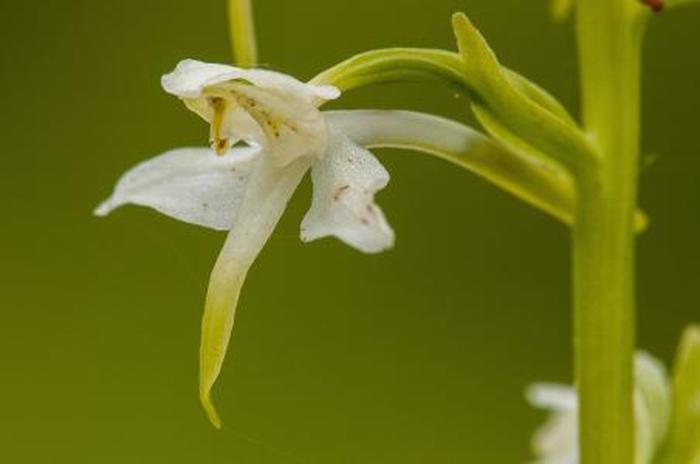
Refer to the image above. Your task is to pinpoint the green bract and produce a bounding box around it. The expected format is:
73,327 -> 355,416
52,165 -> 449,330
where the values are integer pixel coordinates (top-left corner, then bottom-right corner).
450,14 -> 595,175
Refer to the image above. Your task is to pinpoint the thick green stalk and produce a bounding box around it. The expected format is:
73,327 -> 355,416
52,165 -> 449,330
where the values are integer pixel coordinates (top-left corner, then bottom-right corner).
227,0 -> 258,67
574,1 -> 647,463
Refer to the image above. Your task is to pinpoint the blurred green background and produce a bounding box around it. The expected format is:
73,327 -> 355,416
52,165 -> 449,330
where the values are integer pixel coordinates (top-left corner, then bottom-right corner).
2,0 -> 699,462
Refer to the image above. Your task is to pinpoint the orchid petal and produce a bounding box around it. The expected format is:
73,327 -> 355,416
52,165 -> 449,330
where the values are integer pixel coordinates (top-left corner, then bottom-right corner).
183,99 -> 263,148
301,130 -> 394,254
162,59 -> 338,164
634,351 -> 671,460
94,146 -> 259,230
161,59 -> 339,103
527,383 -> 578,411
526,384 -> 579,463
225,83 -> 330,165
199,155 -> 311,428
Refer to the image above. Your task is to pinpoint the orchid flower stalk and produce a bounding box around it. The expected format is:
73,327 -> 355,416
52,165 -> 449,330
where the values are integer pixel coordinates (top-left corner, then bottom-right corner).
227,0 -> 257,68
98,61 -> 394,426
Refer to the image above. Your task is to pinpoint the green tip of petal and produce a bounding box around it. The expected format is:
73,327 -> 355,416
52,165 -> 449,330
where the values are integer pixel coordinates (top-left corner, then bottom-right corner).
450,12 -> 485,49
450,12 -> 479,51
450,12 -> 504,91
451,12 -> 479,53
451,11 -> 469,28
197,255 -> 247,431
201,388 -> 223,429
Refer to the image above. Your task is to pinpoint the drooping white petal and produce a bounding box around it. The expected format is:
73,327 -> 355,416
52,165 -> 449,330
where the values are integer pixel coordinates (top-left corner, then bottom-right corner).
161,59 -> 339,104
300,130 -> 394,254
199,155 -> 311,428
526,384 -> 579,464
94,146 -> 259,230
527,383 -> 578,412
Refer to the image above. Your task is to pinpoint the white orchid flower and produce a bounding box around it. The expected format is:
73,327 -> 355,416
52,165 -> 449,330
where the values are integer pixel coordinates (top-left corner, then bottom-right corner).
96,59 -> 583,429
526,352 -> 671,464
96,59 -> 399,428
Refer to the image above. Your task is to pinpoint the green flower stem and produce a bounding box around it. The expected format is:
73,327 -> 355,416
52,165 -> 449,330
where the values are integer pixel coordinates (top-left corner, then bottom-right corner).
227,0 -> 258,67
311,49 -> 466,94
574,2 -> 647,463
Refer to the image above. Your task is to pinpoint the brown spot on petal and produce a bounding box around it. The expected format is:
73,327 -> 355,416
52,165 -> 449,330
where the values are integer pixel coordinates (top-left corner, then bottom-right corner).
333,185 -> 350,201
211,137 -> 230,155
